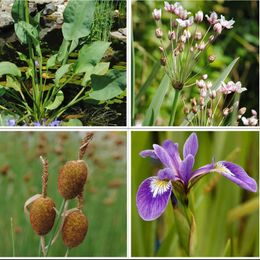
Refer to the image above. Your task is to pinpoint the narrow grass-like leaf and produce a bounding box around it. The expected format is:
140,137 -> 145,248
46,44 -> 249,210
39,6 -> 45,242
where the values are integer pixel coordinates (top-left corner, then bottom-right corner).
181,57 -> 240,126
142,74 -> 170,126
223,238 -> 232,256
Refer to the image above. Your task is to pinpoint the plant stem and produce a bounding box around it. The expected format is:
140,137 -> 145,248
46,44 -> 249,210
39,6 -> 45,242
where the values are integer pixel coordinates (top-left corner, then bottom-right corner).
10,217 -> 15,257
40,236 -> 46,257
45,199 -> 66,256
65,248 -> 70,257
169,89 -> 180,126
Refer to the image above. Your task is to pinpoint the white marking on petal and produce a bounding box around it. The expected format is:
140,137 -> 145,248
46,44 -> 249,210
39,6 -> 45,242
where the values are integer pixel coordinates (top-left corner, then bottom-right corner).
215,162 -> 235,177
150,178 -> 172,198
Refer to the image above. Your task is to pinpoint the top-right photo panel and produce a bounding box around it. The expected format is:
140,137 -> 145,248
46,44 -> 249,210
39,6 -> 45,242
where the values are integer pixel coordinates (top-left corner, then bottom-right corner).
132,0 -> 259,127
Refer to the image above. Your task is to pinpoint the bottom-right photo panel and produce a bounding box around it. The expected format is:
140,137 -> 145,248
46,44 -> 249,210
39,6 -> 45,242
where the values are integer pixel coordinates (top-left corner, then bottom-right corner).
131,131 -> 259,257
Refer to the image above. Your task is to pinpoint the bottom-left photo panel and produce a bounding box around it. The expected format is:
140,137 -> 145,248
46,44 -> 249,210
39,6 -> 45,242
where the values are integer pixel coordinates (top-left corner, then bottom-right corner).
0,131 -> 126,257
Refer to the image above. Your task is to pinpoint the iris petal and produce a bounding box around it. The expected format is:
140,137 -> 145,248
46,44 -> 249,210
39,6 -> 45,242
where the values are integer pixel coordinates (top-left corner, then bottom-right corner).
158,168 -> 175,181
153,144 -> 175,169
179,154 -> 194,184
183,133 -> 198,158
162,139 -> 181,171
215,161 -> 257,192
139,150 -> 158,160
136,177 -> 172,221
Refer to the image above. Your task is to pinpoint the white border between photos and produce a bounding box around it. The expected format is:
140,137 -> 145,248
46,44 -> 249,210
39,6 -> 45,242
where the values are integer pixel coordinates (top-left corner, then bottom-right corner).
0,0 -> 259,259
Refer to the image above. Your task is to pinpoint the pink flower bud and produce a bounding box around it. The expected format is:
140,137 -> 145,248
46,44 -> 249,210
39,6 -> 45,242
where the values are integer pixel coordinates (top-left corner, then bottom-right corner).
160,57 -> 167,66
152,9 -> 162,21
198,41 -> 206,51
213,23 -> 223,34
202,74 -> 208,80
195,11 -> 203,22
195,31 -> 202,40
209,90 -> 216,99
168,31 -> 176,40
206,81 -> 212,89
155,28 -> 163,38
196,79 -> 206,89
239,107 -> 247,115
223,108 -> 229,117
200,89 -> 207,98
159,46 -> 164,52
251,109 -> 257,116
208,55 -> 216,63
209,35 -> 215,42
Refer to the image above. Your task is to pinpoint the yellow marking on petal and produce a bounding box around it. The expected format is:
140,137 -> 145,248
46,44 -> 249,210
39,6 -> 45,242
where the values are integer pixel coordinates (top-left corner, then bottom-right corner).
215,162 -> 235,177
150,178 -> 171,198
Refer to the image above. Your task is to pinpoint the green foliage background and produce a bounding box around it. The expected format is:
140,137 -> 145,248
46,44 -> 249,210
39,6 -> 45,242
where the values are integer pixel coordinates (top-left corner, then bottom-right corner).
132,0 -> 259,125
131,131 -> 259,256
0,132 -> 126,256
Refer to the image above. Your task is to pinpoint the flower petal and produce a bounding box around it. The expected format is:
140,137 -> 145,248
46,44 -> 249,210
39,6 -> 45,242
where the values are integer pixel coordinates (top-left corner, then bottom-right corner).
139,150 -> 158,160
183,133 -> 198,158
179,154 -> 194,184
190,161 -> 215,182
162,139 -> 181,170
153,144 -> 175,169
136,177 -> 172,221
215,161 -> 257,192
158,168 -> 175,181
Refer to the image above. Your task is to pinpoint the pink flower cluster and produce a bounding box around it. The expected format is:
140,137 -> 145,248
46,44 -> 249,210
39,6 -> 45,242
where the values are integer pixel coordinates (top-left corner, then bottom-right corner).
219,81 -> 247,95
241,110 -> 258,126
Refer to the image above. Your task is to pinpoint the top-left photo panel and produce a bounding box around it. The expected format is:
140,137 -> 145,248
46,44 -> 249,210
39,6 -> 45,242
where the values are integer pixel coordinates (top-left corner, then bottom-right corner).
0,0 -> 126,127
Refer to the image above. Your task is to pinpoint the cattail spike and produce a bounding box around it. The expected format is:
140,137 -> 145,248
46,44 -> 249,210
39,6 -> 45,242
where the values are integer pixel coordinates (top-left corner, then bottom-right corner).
78,132 -> 94,160
40,156 -> 48,198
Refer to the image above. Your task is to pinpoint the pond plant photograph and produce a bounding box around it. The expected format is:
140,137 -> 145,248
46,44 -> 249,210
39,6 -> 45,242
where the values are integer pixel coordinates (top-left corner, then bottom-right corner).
132,0 -> 259,126
0,131 -> 126,256
132,131 -> 259,257
0,0 -> 126,126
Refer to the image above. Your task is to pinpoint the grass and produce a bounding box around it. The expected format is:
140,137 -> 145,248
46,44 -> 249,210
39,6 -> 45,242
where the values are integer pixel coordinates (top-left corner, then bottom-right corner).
131,131 -> 259,257
0,132 -> 126,257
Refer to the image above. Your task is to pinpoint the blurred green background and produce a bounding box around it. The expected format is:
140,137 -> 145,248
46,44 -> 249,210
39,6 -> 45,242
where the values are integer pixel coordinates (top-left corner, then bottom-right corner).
132,0 -> 259,125
0,131 -> 126,257
132,131 -> 259,256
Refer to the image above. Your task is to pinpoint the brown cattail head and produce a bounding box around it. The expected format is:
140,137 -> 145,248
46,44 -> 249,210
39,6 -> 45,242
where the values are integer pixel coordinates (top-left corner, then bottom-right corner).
62,210 -> 88,248
58,160 -> 88,200
29,197 -> 56,235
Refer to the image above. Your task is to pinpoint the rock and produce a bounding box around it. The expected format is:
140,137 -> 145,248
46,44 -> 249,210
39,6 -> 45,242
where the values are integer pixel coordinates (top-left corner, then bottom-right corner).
0,11 -> 13,30
110,28 -> 127,42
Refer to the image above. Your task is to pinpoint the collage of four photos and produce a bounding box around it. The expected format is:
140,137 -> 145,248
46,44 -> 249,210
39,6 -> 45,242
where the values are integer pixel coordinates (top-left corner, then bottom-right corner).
0,0 -> 259,258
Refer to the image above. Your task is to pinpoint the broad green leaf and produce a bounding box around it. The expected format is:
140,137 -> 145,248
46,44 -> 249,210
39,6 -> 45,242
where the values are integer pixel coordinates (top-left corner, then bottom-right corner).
82,62 -> 110,86
57,39 -> 70,64
11,0 -> 26,22
0,62 -> 21,78
14,21 -> 39,45
0,86 -> 6,96
142,74 -> 170,126
74,41 -> 111,74
6,76 -> 21,92
61,118 -> 83,126
45,91 -> 64,110
89,70 -> 126,101
46,54 -> 58,69
54,64 -> 72,86
181,57 -> 239,126
69,39 -> 79,53
62,0 -> 95,41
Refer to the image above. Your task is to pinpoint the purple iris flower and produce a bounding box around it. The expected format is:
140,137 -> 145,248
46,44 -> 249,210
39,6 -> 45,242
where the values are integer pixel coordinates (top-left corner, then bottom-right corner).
136,133 -> 257,221
49,119 -> 61,126
7,119 -> 16,126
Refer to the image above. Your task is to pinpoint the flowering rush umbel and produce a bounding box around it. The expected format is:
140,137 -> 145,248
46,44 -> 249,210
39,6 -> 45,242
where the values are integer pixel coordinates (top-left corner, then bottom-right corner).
136,133 -> 257,221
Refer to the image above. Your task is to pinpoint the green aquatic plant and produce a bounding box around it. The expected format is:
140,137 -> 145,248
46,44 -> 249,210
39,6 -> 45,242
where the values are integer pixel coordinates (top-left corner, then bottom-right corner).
0,0 -> 126,126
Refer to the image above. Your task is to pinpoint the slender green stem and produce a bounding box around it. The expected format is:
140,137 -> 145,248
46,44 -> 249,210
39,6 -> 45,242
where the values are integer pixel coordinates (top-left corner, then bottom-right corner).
45,199 -> 66,256
10,217 -> 15,257
169,89 -> 181,126
65,248 -> 70,257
